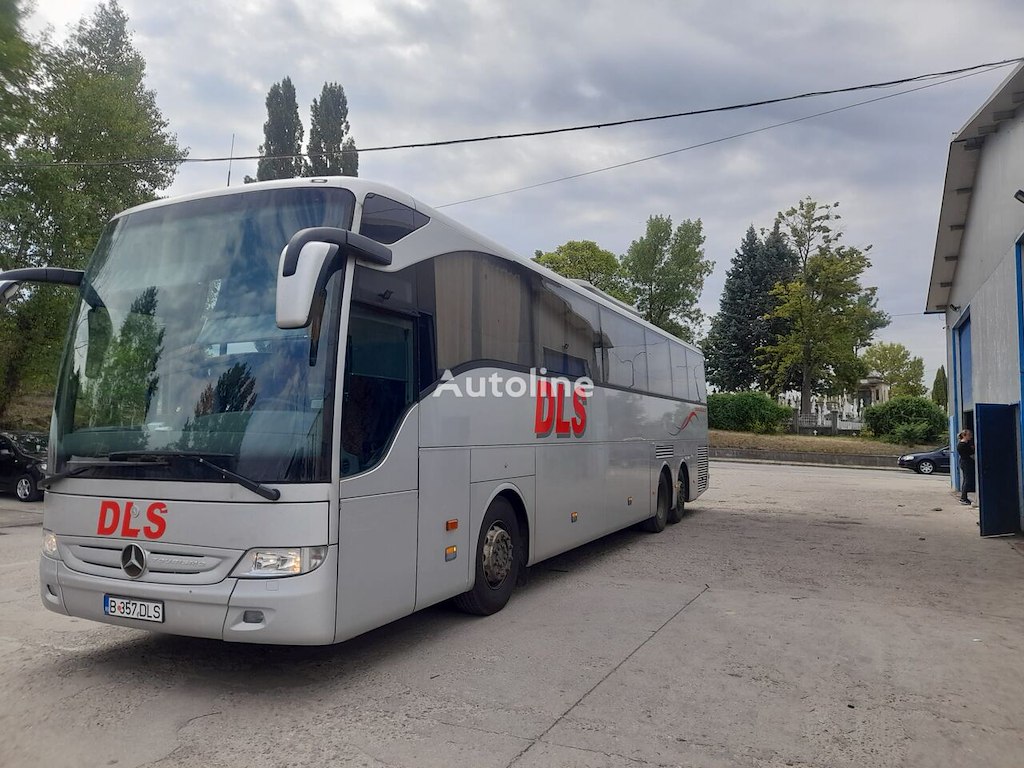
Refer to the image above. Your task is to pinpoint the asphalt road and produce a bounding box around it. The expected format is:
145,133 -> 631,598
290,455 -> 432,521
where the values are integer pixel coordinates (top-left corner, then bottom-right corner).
1,463 -> 1022,768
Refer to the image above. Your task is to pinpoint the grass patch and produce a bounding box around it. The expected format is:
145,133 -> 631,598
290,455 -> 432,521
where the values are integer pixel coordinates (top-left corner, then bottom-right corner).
710,429 -> 940,456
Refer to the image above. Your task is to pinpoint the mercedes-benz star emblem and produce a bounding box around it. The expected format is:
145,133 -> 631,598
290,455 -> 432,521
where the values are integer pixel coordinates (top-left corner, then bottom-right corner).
120,544 -> 146,579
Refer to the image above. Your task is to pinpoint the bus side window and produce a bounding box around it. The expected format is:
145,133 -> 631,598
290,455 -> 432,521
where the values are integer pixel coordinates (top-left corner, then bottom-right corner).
536,278 -> 601,380
670,342 -> 690,400
340,307 -> 415,477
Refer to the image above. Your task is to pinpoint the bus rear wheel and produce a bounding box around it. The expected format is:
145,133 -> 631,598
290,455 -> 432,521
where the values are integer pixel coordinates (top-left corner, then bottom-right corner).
454,496 -> 521,616
667,472 -> 686,524
640,474 -> 670,533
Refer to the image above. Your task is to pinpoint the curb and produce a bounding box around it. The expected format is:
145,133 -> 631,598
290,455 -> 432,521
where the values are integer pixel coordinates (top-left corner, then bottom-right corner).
710,448 -> 902,471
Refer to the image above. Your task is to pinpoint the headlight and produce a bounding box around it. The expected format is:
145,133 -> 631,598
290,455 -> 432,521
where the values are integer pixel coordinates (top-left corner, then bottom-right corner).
900,455 -> 913,461
41,529 -> 58,558
39,463 -> 47,472
231,546 -> 327,578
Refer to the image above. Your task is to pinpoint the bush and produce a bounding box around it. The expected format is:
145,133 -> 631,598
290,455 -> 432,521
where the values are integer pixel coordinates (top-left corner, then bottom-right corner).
708,391 -> 792,433
863,396 -> 948,444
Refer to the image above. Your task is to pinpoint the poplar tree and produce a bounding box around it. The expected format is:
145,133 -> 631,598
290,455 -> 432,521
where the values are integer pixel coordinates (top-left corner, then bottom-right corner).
307,82 -> 358,177
253,76 -> 306,181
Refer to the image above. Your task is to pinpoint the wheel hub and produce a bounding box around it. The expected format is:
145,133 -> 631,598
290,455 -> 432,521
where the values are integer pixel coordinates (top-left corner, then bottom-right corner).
482,523 -> 513,588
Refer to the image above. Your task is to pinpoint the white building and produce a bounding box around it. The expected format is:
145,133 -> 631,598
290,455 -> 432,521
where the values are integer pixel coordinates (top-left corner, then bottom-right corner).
926,63 -> 1024,536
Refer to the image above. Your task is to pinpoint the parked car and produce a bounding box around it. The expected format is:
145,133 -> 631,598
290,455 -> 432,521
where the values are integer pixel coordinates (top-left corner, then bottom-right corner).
0,431 -> 47,501
897,445 -> 950,475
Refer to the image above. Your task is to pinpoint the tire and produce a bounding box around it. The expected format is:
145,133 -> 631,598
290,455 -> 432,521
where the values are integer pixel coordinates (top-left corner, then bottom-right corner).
667,471 -> 686,525
640,474 -> 670,533
917,460 -> 935,475
454,496 -> 522,616
15,474 -> 40,502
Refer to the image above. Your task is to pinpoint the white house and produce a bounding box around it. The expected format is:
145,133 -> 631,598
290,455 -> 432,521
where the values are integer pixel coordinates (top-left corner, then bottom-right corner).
926,62 -> 1024,536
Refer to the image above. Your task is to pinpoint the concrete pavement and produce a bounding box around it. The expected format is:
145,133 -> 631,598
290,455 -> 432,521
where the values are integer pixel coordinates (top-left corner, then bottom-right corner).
0,492 -> 43,529
0,462 -> 1022,767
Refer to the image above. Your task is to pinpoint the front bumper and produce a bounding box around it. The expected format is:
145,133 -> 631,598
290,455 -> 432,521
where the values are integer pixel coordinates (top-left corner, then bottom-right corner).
40,546 -> 339,645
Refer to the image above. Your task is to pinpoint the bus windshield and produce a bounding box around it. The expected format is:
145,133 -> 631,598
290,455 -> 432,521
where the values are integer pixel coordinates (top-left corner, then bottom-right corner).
52,186 -> 355,484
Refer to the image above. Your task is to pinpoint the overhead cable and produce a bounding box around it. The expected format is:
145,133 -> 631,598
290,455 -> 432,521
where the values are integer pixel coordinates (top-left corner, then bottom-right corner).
2,57 -> 1020,171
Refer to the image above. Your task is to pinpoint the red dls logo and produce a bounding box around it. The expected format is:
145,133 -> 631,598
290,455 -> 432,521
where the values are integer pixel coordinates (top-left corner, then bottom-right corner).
535,380 -> 588,438
96,500 -> 168,540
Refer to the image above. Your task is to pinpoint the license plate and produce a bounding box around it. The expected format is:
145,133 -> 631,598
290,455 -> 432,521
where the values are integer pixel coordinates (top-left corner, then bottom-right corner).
103,594 -> 164,623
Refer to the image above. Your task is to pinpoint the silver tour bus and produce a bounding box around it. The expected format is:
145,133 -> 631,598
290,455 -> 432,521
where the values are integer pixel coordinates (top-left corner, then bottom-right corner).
0,178 -> 708,645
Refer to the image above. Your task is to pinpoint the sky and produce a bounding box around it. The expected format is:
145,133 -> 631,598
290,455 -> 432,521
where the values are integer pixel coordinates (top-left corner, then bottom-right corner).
25,0 -> 1024,392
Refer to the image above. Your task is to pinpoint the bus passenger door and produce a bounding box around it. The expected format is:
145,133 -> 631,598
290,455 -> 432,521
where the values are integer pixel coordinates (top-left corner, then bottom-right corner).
335,307 -> 420,641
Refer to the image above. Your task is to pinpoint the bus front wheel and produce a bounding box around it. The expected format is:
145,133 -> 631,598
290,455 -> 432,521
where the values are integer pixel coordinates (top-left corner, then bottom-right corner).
454,496 -> 522,616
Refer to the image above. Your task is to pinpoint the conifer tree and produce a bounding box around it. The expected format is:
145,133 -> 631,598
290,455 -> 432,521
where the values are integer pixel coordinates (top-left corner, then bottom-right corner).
705,222 -> 797,391
931,365 -> 948,412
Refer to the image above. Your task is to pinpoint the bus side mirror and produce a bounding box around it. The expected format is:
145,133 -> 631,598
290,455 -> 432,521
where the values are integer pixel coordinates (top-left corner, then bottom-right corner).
276,240 -> 342,329
85,305 -> 112,378
0,268 -> 84,309
0,280 -> 22,307
276,227 -> 392,329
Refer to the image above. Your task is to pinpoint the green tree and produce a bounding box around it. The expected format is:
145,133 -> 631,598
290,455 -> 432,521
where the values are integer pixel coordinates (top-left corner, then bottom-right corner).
307,81 -> 358,177
252,76 -> 305,181
705,222 -> 798,391
861,341 -> 926,398
621,215 -> 713,342
533,240 -> 629,301
0,0 -> 35,145
0,0 -> 183,422
931,365 -> 948,412
758,198 -> 888,413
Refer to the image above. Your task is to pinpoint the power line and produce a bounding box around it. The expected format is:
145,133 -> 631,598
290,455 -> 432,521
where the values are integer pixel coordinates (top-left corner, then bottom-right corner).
436,64 -> 1008,208
2,57 -> 1020,172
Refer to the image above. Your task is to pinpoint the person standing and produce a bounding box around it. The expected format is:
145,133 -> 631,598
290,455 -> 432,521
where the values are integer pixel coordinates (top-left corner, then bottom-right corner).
957,429 -> 976,505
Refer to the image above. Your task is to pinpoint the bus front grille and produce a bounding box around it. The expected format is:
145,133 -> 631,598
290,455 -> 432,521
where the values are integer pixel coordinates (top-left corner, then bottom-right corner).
59,538 -> 240,585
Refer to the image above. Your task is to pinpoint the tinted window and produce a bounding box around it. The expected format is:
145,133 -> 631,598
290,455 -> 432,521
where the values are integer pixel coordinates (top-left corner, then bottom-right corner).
351,264 -> 416,312
670,342 -> 691,400
688,348 -> 707,403
433,252 -> 532,372
600,308 -> 647,390
340,306 -> 415,476
536,278 -> 600,379
645,329 -> 672,396
359,193 -> 429,244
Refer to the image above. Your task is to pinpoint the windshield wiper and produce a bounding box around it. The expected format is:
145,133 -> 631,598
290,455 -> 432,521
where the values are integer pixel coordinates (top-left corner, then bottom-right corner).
39,461 -> 137,488
107,451 -> 282,501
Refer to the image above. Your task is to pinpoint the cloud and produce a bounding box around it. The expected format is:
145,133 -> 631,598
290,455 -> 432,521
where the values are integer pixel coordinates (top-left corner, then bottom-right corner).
26,0 -> 1024,385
